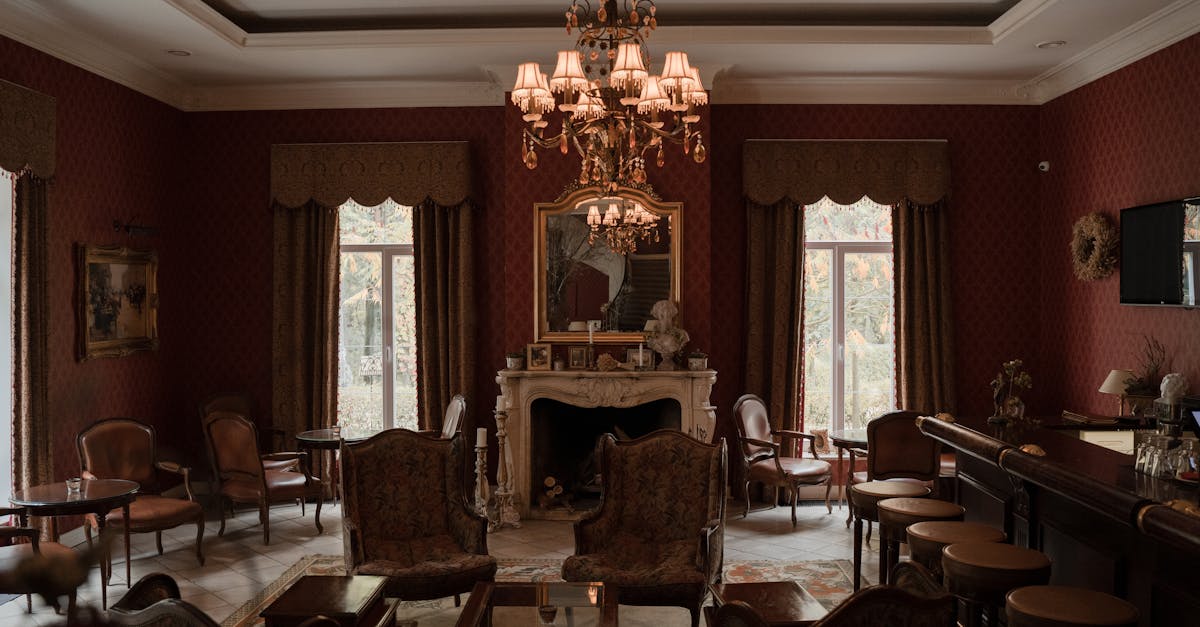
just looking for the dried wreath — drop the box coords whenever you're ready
[1070,212,1118,281]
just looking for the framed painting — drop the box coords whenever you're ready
[78,244,159,360]
[526,343,552,371]
[567,345,592,370]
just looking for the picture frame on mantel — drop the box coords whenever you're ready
[526,343,551,371]
[78,244,159,360]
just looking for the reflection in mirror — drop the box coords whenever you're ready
[536,186,680,343]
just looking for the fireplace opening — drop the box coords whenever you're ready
[530,398,682,514]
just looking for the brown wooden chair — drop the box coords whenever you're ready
[76,418,206,567]
[733,394,833,525]
[202,410,323,545]
[562,430,727,627]
[108,572,220,626]
[846,410,942,526]
[340,429,496,603]
[418,393,466,438]
[0,507,79,615]
[198,393,295,472]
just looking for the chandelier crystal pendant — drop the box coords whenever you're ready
[512,0,708,191]
[586,197,662,255]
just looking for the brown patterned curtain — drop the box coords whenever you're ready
[12,173,52,500]
[742,140,954,421]
[743,198,806,431]
[3,79,55,507]
[413,198,476,431]
[893,199,956,414]
[271,200,340,437]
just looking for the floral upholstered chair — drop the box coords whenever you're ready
[340,429,496,603]
[561,430,727,627]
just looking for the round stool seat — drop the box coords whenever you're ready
[849,481,931,520]
[878,497,965,528]
[942,542,1051,601]
[1007,585,1138,627]
[907,521,1005,573]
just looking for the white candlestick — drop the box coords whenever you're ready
[476,427,488,448]
[589,325,594,344]
[639,343,644,366]
[496,395,504,413]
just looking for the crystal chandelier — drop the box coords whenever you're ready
[586,197,662,255]
[511,0,708,191]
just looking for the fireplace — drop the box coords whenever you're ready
[495,368,716,519]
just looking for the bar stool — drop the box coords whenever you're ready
[1007,585,1138,627]
[848,480,930,590]
[876,497,965,584]
[942,542,1051,627]
[907,521,1005,579]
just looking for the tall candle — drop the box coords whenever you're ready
[496,395,504,413]
[589,325,594,344]
[476,427,488,448]
[638,343,644,366]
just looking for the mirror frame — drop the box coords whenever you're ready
[534,185,682,344]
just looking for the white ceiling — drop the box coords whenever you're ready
[1,0,1197,111]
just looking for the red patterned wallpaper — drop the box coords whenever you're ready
[1037,34,1200,416]
[0,37,184,480]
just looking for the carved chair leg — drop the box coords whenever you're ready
[743,481,751,518]
[261,501,271,545]
[853,516,864,591]
[156,531,164,555]
[84,523,93,548]
[300,497,306,516]
[218,497,228,537]
[771,486,779,510]
[25,593,31,613]
[689,603,701,627]
[824,479,833,514]
[195,513,206,566]
[314,495,324,534]
[454,594,461,607]
[789,485,798,527]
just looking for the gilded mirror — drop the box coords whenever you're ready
[535,186,681,344]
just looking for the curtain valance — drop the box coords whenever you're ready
[271,141,472,208]
[0,80,56,177]
[742,140,949,206]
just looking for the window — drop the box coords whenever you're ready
[337,199,417,432]
[802,196,896,432]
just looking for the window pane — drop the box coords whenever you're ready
[392,254,418,430]
[804,196,892,242]
[338,251,384,431]
[340,198,413,245]
[802,248,833,431]
[843,252,895,430]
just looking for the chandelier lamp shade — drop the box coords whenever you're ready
[585,197,663,255]
[512,0,708,190]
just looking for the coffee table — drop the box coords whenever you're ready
[456,581,616,626]
[260,575,396,627]
[710,581,827,626]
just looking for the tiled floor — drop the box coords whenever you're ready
[1,498,880,625]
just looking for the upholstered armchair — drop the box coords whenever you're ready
[418,393,466,439]
[0,507,78,614]
[202,410,323,545]
[733,394,833,525]
[199,393,296,472]
[108,572,219,626]
[846,410,941,527]
[561,430,727,627]
[340,429,496,603]
[77,418,207,567]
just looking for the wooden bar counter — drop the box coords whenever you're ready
[916,415,1200,626]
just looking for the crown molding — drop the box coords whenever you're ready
[179,79,505,112]
[989,0,1059,44]
[0,0,188,109]
[164,0,249,47]
[1024,0,1200,103]
[711,76,1037,105]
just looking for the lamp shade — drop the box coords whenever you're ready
[1099,369,1135,395]
[549,50,587,93]
[610,42,648,88]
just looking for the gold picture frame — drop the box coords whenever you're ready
[567,346,592,370]
[526,343,552,371]
[78,244,159,360]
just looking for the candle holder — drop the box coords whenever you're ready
[490,408,522,531]
[473,441,495,527]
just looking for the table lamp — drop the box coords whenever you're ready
[1098,369,1135,416]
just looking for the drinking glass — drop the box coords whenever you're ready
[1134,431,1157,473]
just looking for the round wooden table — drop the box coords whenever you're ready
[11,478,139,608]
[829,429,867,519]
[296,428,378,502]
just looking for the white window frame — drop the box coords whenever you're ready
[804,239,894,432]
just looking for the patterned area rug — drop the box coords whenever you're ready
[222,555,854,626]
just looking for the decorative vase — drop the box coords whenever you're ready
[505,356,524,370]
[1002,396,1025,420]
[687,356,708,371]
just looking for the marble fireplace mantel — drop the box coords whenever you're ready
[495,368,717,518]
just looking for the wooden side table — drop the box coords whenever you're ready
[261,575,396,627]
[710,581,827,626]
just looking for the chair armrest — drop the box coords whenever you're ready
[263,451,312,481]
[572,506,612,555]
[155,461,197,502]
[774,429,821,458]
[698,518,723,582]
[110,573,182,611]
[448,496,489,555]
[342,519,364,568]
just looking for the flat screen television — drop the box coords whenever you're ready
[1119,197,1199,307]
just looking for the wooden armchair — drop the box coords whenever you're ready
[733,394,833,525]
[418,393,466,439]
[562,430,727,627]
[846,410,941,527]
[1,507,80,615]
[340,429,496,603]
[76,418,206,566]
[198,393,295,472]
[202,410,323,545]
[107,572,219,626]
